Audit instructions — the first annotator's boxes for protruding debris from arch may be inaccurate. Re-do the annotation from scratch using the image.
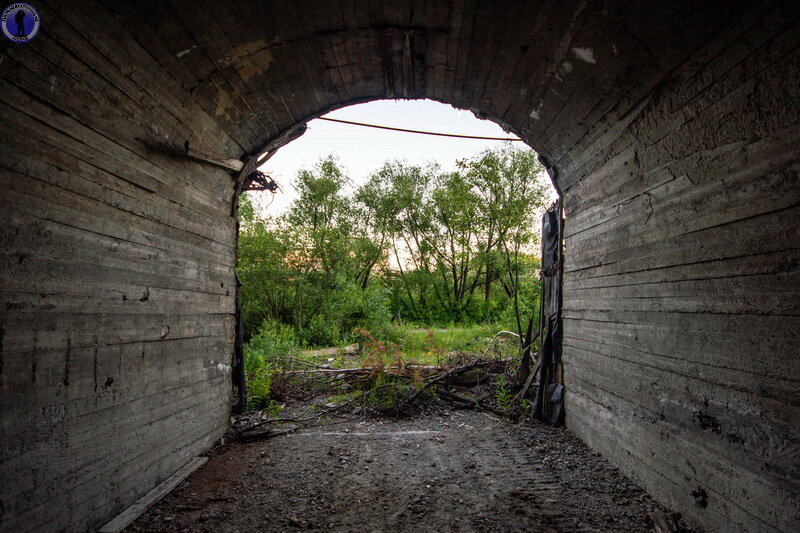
[242,170,281,193]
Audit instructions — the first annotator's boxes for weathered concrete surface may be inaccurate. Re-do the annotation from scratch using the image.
[1,1,798,531]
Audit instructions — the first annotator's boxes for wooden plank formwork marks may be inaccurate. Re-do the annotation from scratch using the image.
[1,2,798,532]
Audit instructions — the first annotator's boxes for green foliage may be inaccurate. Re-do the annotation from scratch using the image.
[247,365,279,413]
[493,374,514,412]
[237,144,551,353]
[360,144,549,328]
[242,320,300,412]
[244,319,299,370]
[363,372,417,413]
[238,156,396,347]
[396,325,501,364]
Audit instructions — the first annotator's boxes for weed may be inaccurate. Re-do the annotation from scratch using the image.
[362,373,417,414]
[243,320,301,411]
[245,319,300,371]
[247,365,280,415]
[494,374,514,412]
[355,328,403,370]
[395,324,507,364]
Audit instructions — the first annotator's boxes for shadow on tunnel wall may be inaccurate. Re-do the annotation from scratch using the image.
[0,1,798,531]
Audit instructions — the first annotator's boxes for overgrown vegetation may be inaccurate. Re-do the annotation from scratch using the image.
[237,144,551,411]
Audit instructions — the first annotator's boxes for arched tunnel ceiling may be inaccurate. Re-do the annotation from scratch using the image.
[2,1,798,532]
[89,0,748,184]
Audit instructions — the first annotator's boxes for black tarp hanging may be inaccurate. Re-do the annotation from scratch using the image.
[541,208,560,275]
[532,201,565,426]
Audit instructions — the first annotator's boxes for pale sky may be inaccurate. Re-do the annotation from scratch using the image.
[250,99,550,216]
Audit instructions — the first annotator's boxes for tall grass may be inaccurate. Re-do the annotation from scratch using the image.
[244,320,300,412]
[395,324,510,365]
[241,320,520,412]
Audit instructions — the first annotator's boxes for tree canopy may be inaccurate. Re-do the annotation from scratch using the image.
[238,144,551,347]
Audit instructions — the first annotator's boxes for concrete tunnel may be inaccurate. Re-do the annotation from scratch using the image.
[0,1,798,531]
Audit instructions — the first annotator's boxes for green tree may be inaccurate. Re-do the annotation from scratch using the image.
[461,144,549,334]
[238,157,394,346]
[237,146,551,351]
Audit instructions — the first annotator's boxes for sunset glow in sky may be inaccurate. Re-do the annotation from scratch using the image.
[250,99,553,216]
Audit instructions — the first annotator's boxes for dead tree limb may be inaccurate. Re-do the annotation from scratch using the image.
[514,359,541,401]
[401,360,484,409]
[437,389,508,417]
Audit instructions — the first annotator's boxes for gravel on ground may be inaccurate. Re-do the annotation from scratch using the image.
[127,408,684,532]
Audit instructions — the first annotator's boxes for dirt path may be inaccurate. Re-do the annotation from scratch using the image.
[127,411,674,532]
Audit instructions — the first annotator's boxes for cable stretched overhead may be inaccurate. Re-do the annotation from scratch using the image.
[317,117,522,141]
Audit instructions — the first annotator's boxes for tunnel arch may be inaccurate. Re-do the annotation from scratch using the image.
[1,1,798,532]
[240,99,549,215]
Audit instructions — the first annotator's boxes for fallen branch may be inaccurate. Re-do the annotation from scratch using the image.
[513,359,541,401]
[299,345,359,358]
[282,364,446,375]
[444,389,494,408]
[281,367,375,375]
[288,357,332,369]
[437,389,508,417]
[481,330,520,358]
[237,386,395,437]
[401,359,483,409]
[239,426,298,442]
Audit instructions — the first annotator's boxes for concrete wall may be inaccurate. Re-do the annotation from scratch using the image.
[559,11,800,530]
[0,1,797,531]
[0,2,237,529]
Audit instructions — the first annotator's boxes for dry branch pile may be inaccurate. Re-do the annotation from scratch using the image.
[234,355,519,442]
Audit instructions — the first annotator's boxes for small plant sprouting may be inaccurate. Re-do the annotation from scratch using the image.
[494,374,514,412]
[247,365,281,415]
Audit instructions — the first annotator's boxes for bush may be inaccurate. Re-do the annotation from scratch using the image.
[364,373,417,413]
[244,319,300,371]
[292,281,396,347]
[243,319,301,412]
[247,365,279,413]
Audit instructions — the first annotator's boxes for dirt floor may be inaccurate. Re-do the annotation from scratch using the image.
[127,409,683,532]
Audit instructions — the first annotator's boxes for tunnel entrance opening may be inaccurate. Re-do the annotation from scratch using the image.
[230,99,562,425]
